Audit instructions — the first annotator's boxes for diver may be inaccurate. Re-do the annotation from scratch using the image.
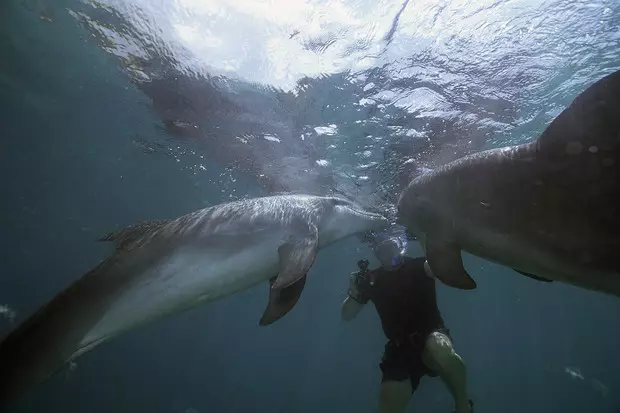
[341,235,473,413]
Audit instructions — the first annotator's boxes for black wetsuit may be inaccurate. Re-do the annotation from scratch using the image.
[352,256,451,391]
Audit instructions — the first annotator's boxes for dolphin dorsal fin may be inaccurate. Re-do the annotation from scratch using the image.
[537,70,620,157]
[98,219,170,251]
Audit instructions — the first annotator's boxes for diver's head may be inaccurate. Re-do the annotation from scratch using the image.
[373,236,406,271]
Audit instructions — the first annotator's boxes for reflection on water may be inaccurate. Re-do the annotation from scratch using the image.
[60,0,619,212]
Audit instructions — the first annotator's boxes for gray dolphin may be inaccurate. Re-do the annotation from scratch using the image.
[0,194,388,404]
[397,69,620,296]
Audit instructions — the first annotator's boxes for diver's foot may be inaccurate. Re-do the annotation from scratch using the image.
[453,399,473,413]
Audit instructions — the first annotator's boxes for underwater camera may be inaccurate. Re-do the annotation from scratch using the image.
[357,259,370,274]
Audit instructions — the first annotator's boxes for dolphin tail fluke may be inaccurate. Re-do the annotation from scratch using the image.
[259,275,307,326]
[425,236,477,290]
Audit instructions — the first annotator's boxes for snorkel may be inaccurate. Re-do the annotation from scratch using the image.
[372,231,408,271]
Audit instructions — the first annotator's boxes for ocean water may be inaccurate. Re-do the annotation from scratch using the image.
[1,0,619,412]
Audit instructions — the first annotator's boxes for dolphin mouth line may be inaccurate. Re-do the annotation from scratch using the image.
[346,206,384,220]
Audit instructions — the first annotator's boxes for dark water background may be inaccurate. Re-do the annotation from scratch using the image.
[1,0,620,412]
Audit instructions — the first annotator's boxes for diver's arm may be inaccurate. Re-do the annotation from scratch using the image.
[341,272,369,321]
[341,295,366,321]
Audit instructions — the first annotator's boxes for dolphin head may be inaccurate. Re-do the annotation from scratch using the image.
[316,196,389,247]
[396,172,453,250]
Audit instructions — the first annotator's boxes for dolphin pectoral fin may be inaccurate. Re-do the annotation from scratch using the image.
[259,275,307,326]
[272,234,319,290]
[425,237,477,290]
[513,269,553,283]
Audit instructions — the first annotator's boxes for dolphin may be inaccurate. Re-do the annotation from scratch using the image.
[0,194,388,404]
[397,69,620,297]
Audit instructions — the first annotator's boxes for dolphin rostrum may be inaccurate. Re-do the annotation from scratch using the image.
[397,69,620,296]
[0,194,388,404]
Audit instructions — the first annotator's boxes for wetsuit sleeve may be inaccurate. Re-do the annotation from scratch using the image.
[348,271,371,304]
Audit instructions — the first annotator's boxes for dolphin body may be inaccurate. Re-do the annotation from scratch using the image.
[0,194,388,404]
[397,69,620,297]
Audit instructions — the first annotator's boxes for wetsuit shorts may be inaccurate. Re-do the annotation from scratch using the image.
[379,326,452,392]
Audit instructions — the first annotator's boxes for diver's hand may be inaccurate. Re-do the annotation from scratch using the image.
[347,272,365,303]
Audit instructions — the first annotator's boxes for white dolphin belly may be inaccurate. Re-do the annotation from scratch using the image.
[78,236,282,351]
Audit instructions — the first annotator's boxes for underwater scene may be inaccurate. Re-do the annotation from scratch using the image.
[1,0,620,412]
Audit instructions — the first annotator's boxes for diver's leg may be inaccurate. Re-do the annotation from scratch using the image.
[379,380,412,413]
[378,342,416,413]
[422,331,472,413]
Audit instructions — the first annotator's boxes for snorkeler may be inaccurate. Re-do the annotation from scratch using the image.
[341,235,473,413]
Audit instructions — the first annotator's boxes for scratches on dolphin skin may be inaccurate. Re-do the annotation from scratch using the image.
[397,69,620,297]
[99,220,171,251]
[0,194,388,405]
